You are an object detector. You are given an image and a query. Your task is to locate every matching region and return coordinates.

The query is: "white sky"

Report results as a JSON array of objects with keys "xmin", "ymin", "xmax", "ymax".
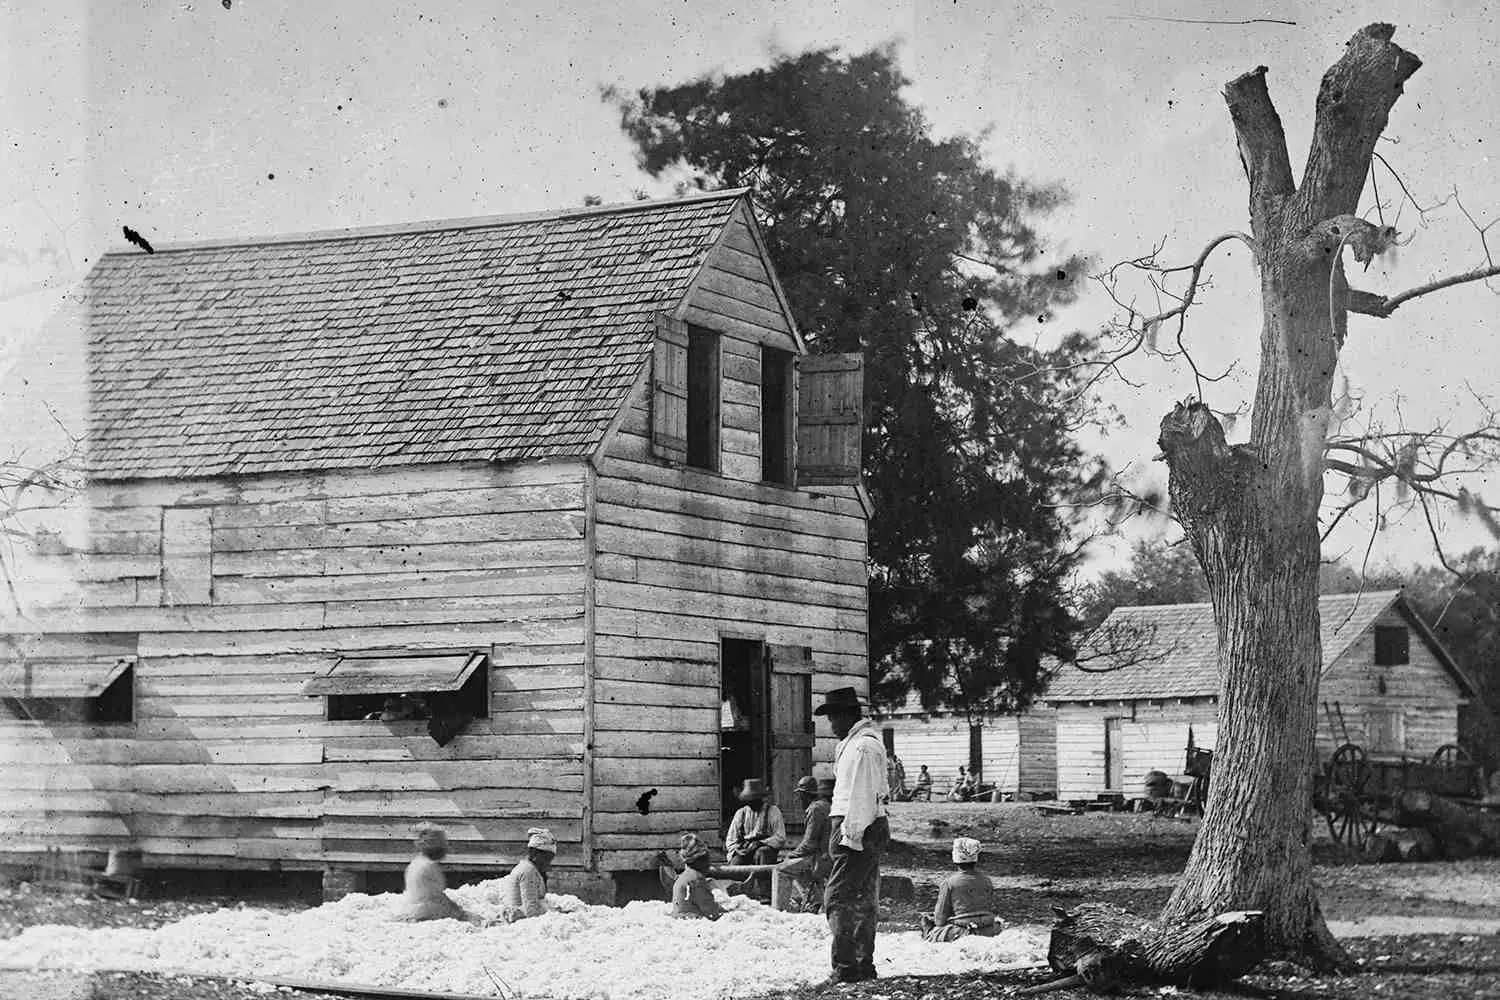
[{"xmin": 2, "ymin": 0, "xmax": 1496, "ymax": 577}]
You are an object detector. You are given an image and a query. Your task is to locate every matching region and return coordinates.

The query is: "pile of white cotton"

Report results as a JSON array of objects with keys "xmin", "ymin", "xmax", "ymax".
[{"xmin": 0, "ymin": 882, "xmax": 1047, "ymax": 999}]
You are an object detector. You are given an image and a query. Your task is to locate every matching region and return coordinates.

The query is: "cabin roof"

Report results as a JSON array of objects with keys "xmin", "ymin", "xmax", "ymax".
[
  {"xmin": 1043, "ymin": 590, "xmax": 1476, "ymax": 703},
  {"xmin": 85, "ymin": 190, "xmax": 748, "ymax": 480}
]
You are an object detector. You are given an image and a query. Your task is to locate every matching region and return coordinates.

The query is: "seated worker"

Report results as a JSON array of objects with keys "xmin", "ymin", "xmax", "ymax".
[
  {"xmin": 724, "ymin": 778, "xmax": 787, "ymax": 899},
  {"xmin": 670, "ymin": 833, "xmax": 725, "ymax": 920},
  {"xmin": 775, "ymin": 776, "xmax": 834, "ymax": 911},
  {"xmin": 947, "ymin": 766, "xmax": 971, "ymax": 802},
  {"xmin": 920, "ymin": 837, "xmax": 1001, "ymax": 942},
  {"xmin": 365, "ymin": 693, "xmax": 429, "ymax": 722},
  {"xmin": 393, "ymin": 822, "xmax": 479, "ymax": 923},
  {"xmin": 914, "ymin": 765, "xmax": 933, "ymax": 801},
  {"xmin": 498, "ymin": 827, "xmax": 556, "ymax": 922}
]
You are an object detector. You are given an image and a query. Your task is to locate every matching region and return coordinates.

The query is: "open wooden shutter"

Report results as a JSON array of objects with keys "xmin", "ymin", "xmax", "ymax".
[
  {"xmin": 768, "ymin": 644, "xmax": 815, "ymax": 831},
  {"xmin": 796, "ymin": 353, "xmax": 863, "ymax": 485},
  {"xmin": 652, "ymin": 314, "xmax": 689, "ymax": 463}
]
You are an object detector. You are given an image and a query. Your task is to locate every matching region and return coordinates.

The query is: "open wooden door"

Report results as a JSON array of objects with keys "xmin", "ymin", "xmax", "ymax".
[{"xmin": 768, "ymin": 644, "xmax": 815, "ymax": 832}]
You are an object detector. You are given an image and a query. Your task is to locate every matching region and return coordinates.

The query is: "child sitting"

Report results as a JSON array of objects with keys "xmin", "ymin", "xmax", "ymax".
[
  {"xmin": 671, "ymin": 833, "xmax": 725, "ymax": 920},
  {"xmin": 920, "ymin": 836, "xmax": 1000, "ymax": 942},
  {"xmin": 393, "ymin": 822, "xmax": 480, "ymax": 923}
]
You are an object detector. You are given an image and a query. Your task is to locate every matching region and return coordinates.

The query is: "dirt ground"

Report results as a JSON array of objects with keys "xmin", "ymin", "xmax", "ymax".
[{"xmin": 2, "ymin": 801, "xmax": 1498, "ymax": 999}]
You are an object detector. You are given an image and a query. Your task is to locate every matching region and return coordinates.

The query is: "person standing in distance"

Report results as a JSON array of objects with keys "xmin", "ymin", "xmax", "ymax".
[{"xmin": 816, "ymin": 686, "xmax": 890, "ymax": 984}]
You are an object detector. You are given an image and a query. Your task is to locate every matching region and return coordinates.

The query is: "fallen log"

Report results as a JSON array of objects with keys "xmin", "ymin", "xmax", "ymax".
[
  {"xmin": 1394, "ymin": 788, "xmax": 1500, "ymax": 857},
  {"xmin": 1033, "ymin": 902, "xmax": 1265, "ymax": 993}
]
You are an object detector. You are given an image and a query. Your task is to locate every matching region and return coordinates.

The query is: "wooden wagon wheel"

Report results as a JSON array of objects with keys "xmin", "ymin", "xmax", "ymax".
[
  {"xmin": 1325, "ymin": 791, "xmax": 1378, "ymax": 850},
  {"xmin": 1429, "ymin": 743, "xmax": 1471, "ymax": 768},
  {"xmin": 1326, "ymin": 743, "xmax": 1371, "ymax": 793},
  {"xmin": 1322, "ymin": 743, "xmax": 1376, "ymax": 850}
]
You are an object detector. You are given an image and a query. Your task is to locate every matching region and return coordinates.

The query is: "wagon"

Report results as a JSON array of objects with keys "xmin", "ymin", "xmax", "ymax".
[{"xmin": 1315, "ymin": 742, "xmax": 1484, "ymax": 850}]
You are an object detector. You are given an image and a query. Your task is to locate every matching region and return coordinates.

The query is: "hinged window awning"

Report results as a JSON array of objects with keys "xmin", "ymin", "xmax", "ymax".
[
  {"xmin": 0, "ymin": 657, "xmax": 135, "ymax": 699},
  {"xmin": 302, "ymin": 652, "xmax": 486, "ymax": 697}
]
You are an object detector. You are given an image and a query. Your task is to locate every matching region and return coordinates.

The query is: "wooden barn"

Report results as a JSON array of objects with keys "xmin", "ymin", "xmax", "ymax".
[
  {"xmin": 1043, "ymin": 591, "xmax": 1477, "ymax": 801},
  {"xmin": 873, "ymin": 695, "xmax": 1057, "ymax": 799},
  {"xmin": 0, "ymin": 189, "xmax": 869, "ymax": 899}
]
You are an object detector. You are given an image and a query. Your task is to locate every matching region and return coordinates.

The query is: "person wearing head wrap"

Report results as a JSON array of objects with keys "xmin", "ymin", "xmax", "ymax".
[
  {"xmin": 774, "ymin": 775, "xmax": 836, "ymax": 912},
  {"xmin": 498, "ymin": 827, "xmax": 558, "ymax": 922},
  {"xmin": 919, "ymin": 837, "xmax": 1001, "ymax": 942},
  {"xmin": 670, "ymin": 833, "xmax": 724, "ymax": 920},
  {"xmin": 393, "ymin": 822, "xmax": 479, "ymax": 923}
]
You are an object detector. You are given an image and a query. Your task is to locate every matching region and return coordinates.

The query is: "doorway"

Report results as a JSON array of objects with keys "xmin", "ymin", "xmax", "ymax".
[
  {"xmin": 719, "ymin": 638, "xmax": 814, "ymax": 831},
  {"xmin": 1104, "ymin": 717, "xmax": 1124, "ymax": 791},
  {"xmin": 720, "ymin": 638, "xmax": 768, "ymax": 828}
]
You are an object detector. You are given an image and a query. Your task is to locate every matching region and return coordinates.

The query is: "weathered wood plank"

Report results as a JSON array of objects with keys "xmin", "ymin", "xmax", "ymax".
[
  {"xmin": 215, "ymin": 566, "xmax": 584, "ymax": 605},
  {"xmin": 596, "ymin": 444, "xmax": 863, "ymax": 518},
  {"xmin": 86, "ymin": 461, "xmax": 587, "ymax": 510},
  {"xmin": 214, "ymin": 511, "xmax": 586, "ymax": 553},
  {"xmin": 322, "ymin": 789, "xmax": 580, "ymax": 817},
  {"xmin": 1, "ymin": 739, "xmax": 324, "ymax": 766},
  {"xmin": 592, "ymin": 729, "xmax": 717, "ymax": 758},
  {"xmin": 320, "ymin": 732, "xmax": 586, "ymax": 761},
  {"xmin": 595, "ymin": 677, "xmax": 716, "ymax": 710},
  {"xmin": 211, "ymin": 482, "xmax": 587, "ymax": 530},
  {"xmin": 594, "ymin": 607, "xmax": 867, "ymax": 659},
  {"xmin": 215, "ymin": 538, "xmax": 586, "ymax": 578},
  {"xmin": 593, "ymin": 654, "xmax": 718, "ymax": 688},
  {"xmin": 592, "ymin": 809, "xmax": 720, "ymax": 835},
  {"xmin": 320, "ymin": 816, "xmax": 584, "ymax": 842},
  {"xmin": 597, "ymin": 579, "xmax": 860, "ymax": 634},
  {"xmin": 686, "ymin": 289, "xmax": 788, "ymax": 334},
  {"xmin": 595, "ymin": 553, "xmax": 865, "ymax": 610},
  {"xmin": 329, "ymin": 761, "xmax": 583, "ymax": 793},
  {"xmin": 594, "ymin": 785, "xmax": 719, "ymax": 815},
  {"xmin": 137, "ymin": 618, "xmax": 587, "ymax": 656},
  {"xmin": 595, "ymin": 526, "xmax": 863, "ymax": 589},
  {"xmin": 323, "ymin": 595, "xmax": 585, "ymax": 629},
  {"xmin": 593, "ymin": 757, "xmax": 717, "ymax": 786},
  {"xmin": 161, "ymin": 507, "xmax": 212, "ymax": 606},
  {"xmin": 596, "ymin": 501, "xmax": 864, "ymax": 561}
]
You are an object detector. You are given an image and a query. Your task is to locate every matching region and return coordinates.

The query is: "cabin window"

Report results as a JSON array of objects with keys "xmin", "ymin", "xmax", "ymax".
[
  {"xmin": 686, "ymin": 325, "xmax": 721, "ymax": 471},
  {"xmin": 1, "ymin": 661, "xmax": 135, "ymax": 724},
  {"xmin": 760, "ymin": 346, "xmax": 794, "ymax": 484},
  {"xmin": 305, "ymin": 652, "xmax": 489, "ymax": 729},
  {"xmin": 1374, "ymin": 625, "xmax": 1409, "ymax": 666}
]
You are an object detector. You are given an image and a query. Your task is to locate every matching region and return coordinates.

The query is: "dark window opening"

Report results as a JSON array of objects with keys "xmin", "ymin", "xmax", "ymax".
[
  {"xmin": 1, "ymin": 665, "xmax": 134, "ymax": 724},
  {"xmin": 1374, "ymin": 625, "xmax": 1410, "ymax": 666},
  {"xmin": 686, "ymin": 325, "xmax": 721, "ymax": 471},
  {"xmin": 326, "ymin": 660, "xmax": 488, "ymax": 723},
  {"xmin": 882, "ymin": 726, "xmax": 896, "ymax": 754},
  {"xmin": 760, "ymin": 346, "xmax": 794, "ymax": 484}
]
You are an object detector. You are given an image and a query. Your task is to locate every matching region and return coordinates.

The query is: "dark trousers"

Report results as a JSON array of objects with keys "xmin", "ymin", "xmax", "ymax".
[{"xmin": 824, "ymin": 840, "xmax": 881, "ymax": 980}]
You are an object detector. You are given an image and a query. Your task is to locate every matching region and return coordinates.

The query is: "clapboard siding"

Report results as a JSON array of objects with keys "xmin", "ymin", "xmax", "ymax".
[
  {"xmin": 1317, "ymin": 607, "xmax": 1465, "ymax": 756},
  {"xmin": 1054, "ymin": 700, "xmax": 1220, "ymax": 800},
  {"xmin": 0, "ymin": 462, "xmax": 591, "ymax": 872},
  {"xmin": 589, "ymin": 224, "xmax": 868, "ymax": 856},
  {"xmin": 876, "ymin": 714, "xmax": 1024, "ymax": 796}
]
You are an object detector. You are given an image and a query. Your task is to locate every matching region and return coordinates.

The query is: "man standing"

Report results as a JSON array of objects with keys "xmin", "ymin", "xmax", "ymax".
[
  {"xmin": 816, "ymin": 686, "xmax": 890, "ymax": 984},
  {"xmin": 724, "ymin": 777, "xmax": 787, "ymax": 899},
  {"xmin": 776, "ymin": 775, "xmax": 835, "ymax": 911}
]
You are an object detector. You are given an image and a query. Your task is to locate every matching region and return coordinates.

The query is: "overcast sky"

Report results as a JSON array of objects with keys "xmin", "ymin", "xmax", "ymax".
[{"xmin": 2, "ymin": 0, "xmax": 1496, "ymax": 576}]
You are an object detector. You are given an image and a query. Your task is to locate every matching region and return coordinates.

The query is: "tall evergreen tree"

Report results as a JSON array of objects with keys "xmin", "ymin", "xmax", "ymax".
[{"xmin": 610, "ymin": 46, "xmax": 1106, "ymax": 712}]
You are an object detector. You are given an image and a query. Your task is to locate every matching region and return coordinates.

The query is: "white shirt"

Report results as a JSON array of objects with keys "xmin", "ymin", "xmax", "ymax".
[{"xmin": 830, "ymin": 718, "xmax": 889, "ymax": 850}]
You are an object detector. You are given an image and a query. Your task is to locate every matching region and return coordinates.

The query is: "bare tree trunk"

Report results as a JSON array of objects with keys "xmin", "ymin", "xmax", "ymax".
[{"xmin": 1155, "ymin": 25, "xmax": 1422, "ymax": 969}]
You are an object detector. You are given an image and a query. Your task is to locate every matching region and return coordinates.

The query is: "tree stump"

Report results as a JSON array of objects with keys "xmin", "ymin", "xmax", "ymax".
[{"xmin": 1035, "ymin": 903, "xmax": 1265, "ymax": 993}]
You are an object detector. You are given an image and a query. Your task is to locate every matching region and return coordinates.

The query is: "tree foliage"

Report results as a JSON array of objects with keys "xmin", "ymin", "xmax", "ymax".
[{"xmin": 610, "ymin": 46, "xmax": 1106, "ymax": 713}]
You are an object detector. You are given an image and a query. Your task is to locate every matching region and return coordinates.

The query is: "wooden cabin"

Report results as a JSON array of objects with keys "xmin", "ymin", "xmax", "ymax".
[
  {"xmin": 1042, "ymin": 591, "xmax": 1476, "ymax": 801},
  {"xmin": 0, "ymin": 190, "xmax": 870, "ymax": 899},
  {"xmin": 873, "ymin": 695, "xmax": 1057, "ymax": 799}
]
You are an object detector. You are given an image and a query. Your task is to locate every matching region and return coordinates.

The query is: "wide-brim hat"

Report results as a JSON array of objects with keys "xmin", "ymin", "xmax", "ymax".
[
  {"xmin": 813, "ymin": 686, "xmax": 863, "ymax": 716},
  {"xmin": 794, "ymin": 776, "xmax": 819, "ymax": 796},
  {"xmin": 736, "ymin": 778, "xmax": 769, "ymax": 802}
]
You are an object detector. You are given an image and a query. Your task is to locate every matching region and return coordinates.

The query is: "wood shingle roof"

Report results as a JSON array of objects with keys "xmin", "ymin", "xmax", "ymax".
[
  {"xmin": 85, "ymin": 191, "xmax": 746, "ymax": 480},
  {"xmin": 1043, "ymin": 590, "xmax": 1435, "ymax": 702}
]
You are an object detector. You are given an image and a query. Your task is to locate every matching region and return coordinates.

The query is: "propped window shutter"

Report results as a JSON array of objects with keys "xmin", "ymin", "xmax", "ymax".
[
  {"xmin": 796, "ymin": 353, "xmax": 864, "ymax": 485},
  {"xmin": 652, "ymin": 314, "xmax": 689, "ymax": 463}
]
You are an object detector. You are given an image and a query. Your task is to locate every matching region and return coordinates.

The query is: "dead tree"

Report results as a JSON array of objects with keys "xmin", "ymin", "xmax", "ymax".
[{"xmin": 1076, "ymin": 24, "xmax": 1500, "ymax": 969}]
